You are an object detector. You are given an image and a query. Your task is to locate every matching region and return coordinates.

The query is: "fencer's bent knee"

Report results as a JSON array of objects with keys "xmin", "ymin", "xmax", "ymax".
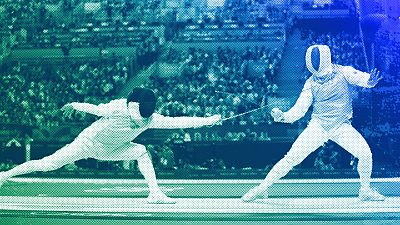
[
  {"xmin": 136, "ymin": 144, "xmax": 146, "ymax": 152},
  {"xmin": 136, "ymin": 144, "xmax": 149, "ymax": 159},
  {"xmin": 349, "ymin": 140, "xmax": 372, "ymax": 160},
  {"xmin": 355, "ymin": 148, "xmax": 372, "ymax": 162},
  {"xmin": 280, "ymin": 153, "xmax": 301, "ymax": 168}
]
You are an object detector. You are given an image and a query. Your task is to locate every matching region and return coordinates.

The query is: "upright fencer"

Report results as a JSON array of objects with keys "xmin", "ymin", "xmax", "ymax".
[
  {"xmin": 242, "ymin": 45, "xmax": 384, "ymax": 202},
  {"xmin": 0, "ymin": 87, "xmax": 221, "ymax": 204}
]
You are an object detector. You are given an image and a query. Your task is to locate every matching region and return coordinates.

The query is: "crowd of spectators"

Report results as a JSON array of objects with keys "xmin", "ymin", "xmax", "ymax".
[
  {"xmin": 0, "ymin": 0, "xmax": 163, "ymax": 51},
  {"xmin": 0, "ymin": 0, "xmax": 162, "ymax": 30},
  {"xmin": 0, "ymin": 57, "xmax": 129, "ymax": 126},
  {"xmin": 0, "ymin": 0, "xmax": 59, "ymax": 28},
  {"xmin": 358, "ymin": 27, "xmax": 400, "ymax": 169},
  {"xmin": 170, "ymin": 0, "xmax": 287, "ymax": 43},
  {"xmin": 302, "ymin": 0, "xmax": 351, "ymax": 10},
  {"xmin": 0, "ymin": 0, "xmax": 289, "ymax": 50},
  {"xmin": 146, "ymin": 45, "xmax": 282, "ymax": 125},
  {"xmin": 313, "ymin": 141, "xmax": 341, "ymax": 171},
  {"xmin": 173, "ymin": 24, "xmax": 285, "ymax": 43},
  {"xmin": 221, "ymin": 0, "xmax": 286, "ymax": 24}
]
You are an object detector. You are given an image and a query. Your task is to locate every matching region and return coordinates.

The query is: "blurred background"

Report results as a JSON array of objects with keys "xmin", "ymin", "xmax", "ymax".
[{"xmin": 0, "ymin": 0, "xmax": 399, "ymax": 180}]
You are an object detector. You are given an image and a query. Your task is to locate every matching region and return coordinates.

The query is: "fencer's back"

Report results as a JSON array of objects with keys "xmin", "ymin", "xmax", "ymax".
[{"xmin": 77, "ymin": 100, "xmax": 149, "ymax": 145}]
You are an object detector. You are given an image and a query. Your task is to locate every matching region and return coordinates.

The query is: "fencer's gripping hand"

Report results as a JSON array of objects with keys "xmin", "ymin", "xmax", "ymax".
[
  {"xmin": 207, "ymin": 114, "xmax": 222, "ymax": 127},
  {"xmin": 367, "ymin": 68, "xmax": 383, "ymax": 87},
  {"xmin": 61, "ymin": 103, "xmax": 75, "ymax": 118},
  {"xmin": 271, "ymin": 108, "xmax": 285, "ymax": 122}
]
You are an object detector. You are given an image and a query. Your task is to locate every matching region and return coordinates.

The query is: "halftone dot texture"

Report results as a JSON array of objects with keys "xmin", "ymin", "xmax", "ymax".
[{"xmin": 1, "ymin": 0, "xmax": 397, "ymax": 223}]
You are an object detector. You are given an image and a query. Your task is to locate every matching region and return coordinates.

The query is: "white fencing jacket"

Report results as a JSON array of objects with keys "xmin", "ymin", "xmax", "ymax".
[
  {"xmin": 71, "ymin": 99, "xmax": 214, "ymax": 145},
  {"xmin": 283, "ymin": 65, "xmax": 373, "ymax": 131}
]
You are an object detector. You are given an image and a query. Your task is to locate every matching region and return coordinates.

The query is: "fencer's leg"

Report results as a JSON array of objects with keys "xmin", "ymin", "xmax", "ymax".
[
  {"xmin": 0, "ymin": 138, "xmax": 93, "ymax": 187},
  {"xmin": 331, "ymin": 124, "xmax": 384, "ymax": 201},
  {"xmin": 98, "ymin": 143, "xmax": 175, "ymax": 204},
  {"xmin": 0, "ymin": 159, "xmax": 55, "ymax": 187},
  {"xmin": 242, "ymin": 122, "xmax": 327, "ymax": 202},
  {"xmin": 0, "ymin": 159, "xmax": 59, "ymax": 186},
  {"xmin": 137, "ymin": 152, "xmax": 175, "ymax": 204}
]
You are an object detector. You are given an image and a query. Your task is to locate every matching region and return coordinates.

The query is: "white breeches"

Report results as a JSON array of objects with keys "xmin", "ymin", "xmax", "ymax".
[
  {"xmin": 32, "ymin": 138, "xmax": 148, "ymax": 172},
  {"xmin": 264, "ymin": 120, "xmax": 372, "ymax": 187},
  {"xmin": 285, "ymin": 119, "xmax": 372, "ymax": 165},
  {"xmin": 283, "ymin": 120, "xmax": 372, "ymax": 166}
]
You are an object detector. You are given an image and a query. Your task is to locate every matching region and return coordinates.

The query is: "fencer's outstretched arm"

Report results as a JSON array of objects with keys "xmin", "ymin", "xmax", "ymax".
[
  {"xmin": 61, "ymin": 100, "xmax": 120, "ymax": 117},
  {"xmin": 280, "ymin": 78, "xmax": 313, "ymax": 123},
  {"xmin": 342, "ymin": 66, "xmax": 382, "ymax": 88},
  {"xmin": 150, "ymin": 114, "xmax": 221, "ymax": 129}
]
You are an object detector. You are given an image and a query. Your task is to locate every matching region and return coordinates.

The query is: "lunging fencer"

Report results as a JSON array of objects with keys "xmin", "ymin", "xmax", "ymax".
[
  {"xmin": 0, "ymin": 87, "xmax": 221, "ymax": 204},
  {"xmin": 242, "ymin": 44, "xmax": 384, "ymax": 202}
]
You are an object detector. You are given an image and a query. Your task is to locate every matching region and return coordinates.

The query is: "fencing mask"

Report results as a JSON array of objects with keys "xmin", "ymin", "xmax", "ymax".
[
  {"xmin": 127, "ymin": 87, "xmax": 156, "ymax": 118},
  {"xmin": 305, "ymin": 45, "xmax": 333, "ymax": 78}
]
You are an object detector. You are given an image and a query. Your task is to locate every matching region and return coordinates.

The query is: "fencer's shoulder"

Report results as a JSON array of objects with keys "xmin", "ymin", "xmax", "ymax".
[
  {"xmin": 106, "ymin": 99, "xmax": 127, "ymax": 106},
  {"xmin": 304, "ymin": 76, "xmax": 313, "ymax": 86},
  {"xmin": 332, "ymin": 64, "xmax": 346, "ymax": 72},
  {"xmin": 109, "ymin": 98, "xmax": 126, "ymax": 104},
  {"xmin": 100, "ymin": 99, "xmax": 127, "ymax": 112},
  {"xmin": 333, "ymin": 64, "xmax": 358, "ymax": 73},
  {"xmin": 332, "ymin": 65, "xmax": 356, "ymax": 79}
]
